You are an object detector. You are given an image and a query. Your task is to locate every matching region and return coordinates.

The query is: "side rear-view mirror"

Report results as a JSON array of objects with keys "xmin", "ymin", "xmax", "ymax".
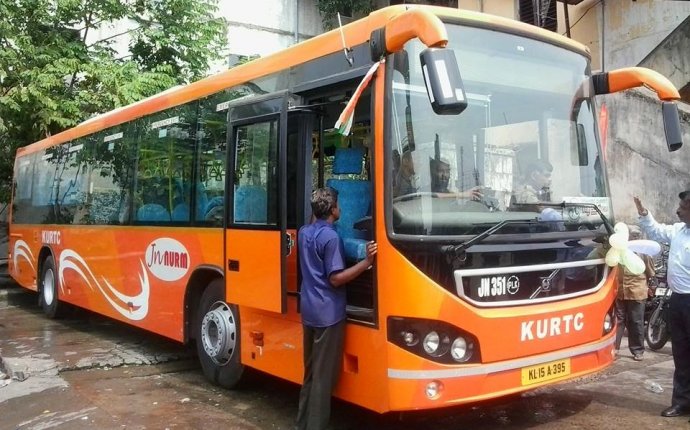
[
  {"xmin": 573, "ymin": 124, "xmax": 589, "ymax": 166},
  {"xmin": 420, "ymin": 48, "xmax": 467, "ymax": 115},
  {"xmin": 662, "ymin": 102, "xmax": 683, "ymax": 152}
]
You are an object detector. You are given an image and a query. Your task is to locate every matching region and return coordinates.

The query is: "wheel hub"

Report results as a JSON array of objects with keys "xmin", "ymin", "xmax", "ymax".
[
  {"xmin": 200, "ymin": 301, "xmax": 236, "ymax": 365},
  {"xmin": 43, "ymin": 268, "xmax": 55, "ymax": 306}
]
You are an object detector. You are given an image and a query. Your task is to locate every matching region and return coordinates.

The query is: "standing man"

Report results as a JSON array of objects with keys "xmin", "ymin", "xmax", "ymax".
[
  {"xmin": 635, "ymin": 193, "xmax": 690, "ymax": 418},
  {"xmin": 614, "ymin": 224, "xmax": 655, "ymax": 361},
  {"xmin": 297, "ymin": 187, "xmax": 377, "ymax": 430}
]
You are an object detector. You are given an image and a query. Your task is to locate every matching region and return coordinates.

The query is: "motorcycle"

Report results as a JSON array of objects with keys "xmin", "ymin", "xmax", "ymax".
[
  {"xmin": 645, "ymin": 243, "xmax": 671, "ymax": 350},
  {"xmin": 645, "ymin": 286, "xmax": 671, "ymax": 350}
]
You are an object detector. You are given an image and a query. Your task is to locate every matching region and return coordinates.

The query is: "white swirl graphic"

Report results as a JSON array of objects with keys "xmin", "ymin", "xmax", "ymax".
[
  {"xmin": 12, "ymin": 240, "xmax": 36, "ymax": 272},
  {"xmin": 59, "ymin": 250, "xmax": 150, "ymax": 321}
]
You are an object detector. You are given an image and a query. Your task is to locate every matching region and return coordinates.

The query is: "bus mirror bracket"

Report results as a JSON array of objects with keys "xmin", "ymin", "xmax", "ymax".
[
  {"xmin": 420, "ymin": 48, "xmax": 468, "ymax": 115},
  {"xmin": 370, "ymin": 28, "xmax": 386, "ymax": 61},
  {"xmin": 593, "ymin": 67, "xmax": 683, "ymax": 152}
]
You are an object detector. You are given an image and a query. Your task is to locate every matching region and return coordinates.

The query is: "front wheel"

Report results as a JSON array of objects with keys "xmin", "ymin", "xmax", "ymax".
[
  {"xmin": 195, "ymin": 279, "xmax": 244, "ymax": 388},
  {"xmin": 39, "ymin": 256, "xmax": 63, "ymax": 318},
  {"xmin": 646, "ymin": 305, "xmax": 670, "ymax": 350}
]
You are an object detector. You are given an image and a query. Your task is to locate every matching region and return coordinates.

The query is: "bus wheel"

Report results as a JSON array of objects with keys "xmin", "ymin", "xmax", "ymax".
[
  {"xmin": 39, "ymin": 257, "xmax": 62, "ymax": 318},
  {"xmin": 196, "ymin": 279, "xmax": 244, "ymax": 388}
]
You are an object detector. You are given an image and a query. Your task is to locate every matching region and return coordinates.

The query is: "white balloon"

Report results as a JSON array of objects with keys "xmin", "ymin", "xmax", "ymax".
[
  {"xmin": 614, "ymin": 222, "xmax": 629, "ymax": 236},
  {"xmin": 621, "ymin": 249, "xmax": 645, "ymax": 275},
  {"xmin": 605, "ymin": 249, "xmax": 621, "ymax": 267},
  {"xmin": 609, "ymin": 232, "xmax": 628, "ymax": 250},
  {"xmin": 628, "ymin": 239, "xmax": 661, "ymax": 256}
]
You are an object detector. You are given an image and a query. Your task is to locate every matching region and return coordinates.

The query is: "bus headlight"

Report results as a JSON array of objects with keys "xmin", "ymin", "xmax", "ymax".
[
  {"xmin": 388, "ymin": 317, "xmax": 481, "ymax": 364},
  {"xmin": 450, "ymin": 337, "xmax": 472, "ymax": 362},
  {"xmin": 423, "ymin": 331, "xmax": 440, "ymax": 354},
  {"xmin": 603, "ymin": 303, "xmax": 615, "ymax": 335},
  {"xmin": 401, "ymin": 330, "xmax": 419, "ymax": 347}
]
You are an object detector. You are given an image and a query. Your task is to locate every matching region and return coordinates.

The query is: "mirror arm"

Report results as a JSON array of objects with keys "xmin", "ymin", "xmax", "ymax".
[
  {"xmin": 593, "ymin": 67, "xmax": 680, "ymax": 101},
  {"xmin": 370, "ymin": 8, "xmax": 448, "ymax": 60}
]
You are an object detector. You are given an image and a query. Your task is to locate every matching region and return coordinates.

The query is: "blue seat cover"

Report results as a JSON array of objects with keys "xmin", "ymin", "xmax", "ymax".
[
  {"xmin": 326, "ymin": 179, "xmax": 371, "ymax": 261},
  {"xmin": 234, "ymin": 185, "xmax": 267, "ymax": 223},
  {"xmin": 137, "ymin": 203, "xmax": 171, "ymax": 222},
  {"xmin": 172, "ymin": 203, "xmax": 190, "ymax": 221}
]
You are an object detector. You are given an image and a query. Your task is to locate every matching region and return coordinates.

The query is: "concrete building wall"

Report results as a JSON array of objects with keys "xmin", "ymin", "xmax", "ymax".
[
  {"xmin": 458, "ymin": 0, "xmax": 517, "ymax": 19},
  {"xmin": 602, "ymin": 0, "xmax": 690, "ymax": 71},
  {"xmin": 604, "ymin": 91, "xmax": 690, "ymax": 224},
  {"xmin": 222, "ymin": 0, "xmax": 322, "ymax": 58},
  {"xmin": 557, "ymin": 0, "xmax": 601, "ymax": 70}
]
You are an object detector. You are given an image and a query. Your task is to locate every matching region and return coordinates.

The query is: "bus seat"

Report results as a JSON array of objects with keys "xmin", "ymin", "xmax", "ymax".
[
  {"xmin": 204, "ymin": 196, "xmax": 224, "ymax": 219},
  {"xmin": 326, "ymin": 147, "xmax": 371, "ymax": 261},
  {"xmin": 172, "ymin": 203, "xmax": 190, "ymax": 221},
  {"xmin": 137, "ymin": 203, "xmax": 171, "ymax": 222},
  {"xmin": 234, "ymin": 185, "xmax": 267, "ymax": 223}
]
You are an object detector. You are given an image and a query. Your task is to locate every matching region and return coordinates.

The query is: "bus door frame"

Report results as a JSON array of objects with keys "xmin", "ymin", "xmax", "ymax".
[{"xmin": 224, "ymin": 91, "xmax": 291, "ymax": 314}]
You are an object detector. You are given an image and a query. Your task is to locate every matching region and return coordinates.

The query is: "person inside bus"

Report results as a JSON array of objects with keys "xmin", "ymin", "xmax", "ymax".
[
  {"xmin": 429, "ymin": 157, "xmax": 483, "ymax": 200},
  {"xmin": 513, "ymin": 159, "xmax": 553, "ymax": 204},
  {"xmin": 393, "ymin": 149, "xmax": 418, "ymax": 197},
  {"xmin": 635, "ymin": 193, "xmax": 690, "ymax": 418},
  {"xmin": 297, "ymin": 187, "xmax": 377, "ymax": 430}
]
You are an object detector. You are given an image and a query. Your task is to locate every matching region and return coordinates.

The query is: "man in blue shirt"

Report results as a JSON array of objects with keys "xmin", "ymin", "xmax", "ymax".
[
  {"xmin": 296, "ymin": 187, "xmax": 377, "ymax": 430},
  {"xmin": 635, "ymin": 193, "xmax": 690, "ymax": 418}
]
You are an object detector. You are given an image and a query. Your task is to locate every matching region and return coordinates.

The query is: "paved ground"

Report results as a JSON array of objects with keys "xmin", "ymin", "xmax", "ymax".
[{"xmin": 1, "ymin": 280, "xmax": 688, "ymax": 430}]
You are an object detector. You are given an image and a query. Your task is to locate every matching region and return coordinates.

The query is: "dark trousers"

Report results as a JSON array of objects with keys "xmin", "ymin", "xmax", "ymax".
[
  {"xmin": 670, "ymin": 293, "xmax": 690, "ymax": 408},
  {"xmin": 296, "ymin": 320, "xmax": 346, "ymax": 430},
  {"xmin": 614, "ymin": 299, "xmax": 645, "ymax": 355}
]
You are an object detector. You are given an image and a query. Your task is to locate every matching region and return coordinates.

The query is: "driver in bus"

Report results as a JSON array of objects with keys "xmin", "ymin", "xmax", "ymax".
[
  {"xmin": 429, "ymin": 157, "xmax": 483, "ymax": 200},
  {"xmin": 514, "ymin": 159, "xmax": 553, "ymax": 204}
]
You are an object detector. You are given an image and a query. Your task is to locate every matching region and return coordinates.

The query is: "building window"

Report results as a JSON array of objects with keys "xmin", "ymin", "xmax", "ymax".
[{"xmin": 519, "ymin": 0, "xmax": 557, "ymax": 32}]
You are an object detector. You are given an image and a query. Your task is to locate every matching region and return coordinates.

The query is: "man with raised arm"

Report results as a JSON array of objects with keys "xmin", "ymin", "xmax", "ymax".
[{"xmin": 635, "ymin": 193, "xmax": 690, "ymax": 418}]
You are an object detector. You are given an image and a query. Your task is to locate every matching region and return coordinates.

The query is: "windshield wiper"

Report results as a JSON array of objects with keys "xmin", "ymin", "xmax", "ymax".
[
  {"xmin": 521, "ymin": 201, "xmax": 614, "ymax": 234},
  {"xmin": 442, "ymin": 218, "xmax": 537, "ymax": 257}
]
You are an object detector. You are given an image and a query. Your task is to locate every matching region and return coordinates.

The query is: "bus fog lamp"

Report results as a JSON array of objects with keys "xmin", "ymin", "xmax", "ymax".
[
  {"xmin": 425, "ymin": 380, "xmax": 443, "ymax": 399},
  {"xmin": 423, "ymin": 331, "xmax": 440, "ymax": 355},
  {"xmin": 402, "ymin": 330, "xmax": 418, "ymax": 346},
  {"xmin": 451, "ymin": 337, "xmax": 470, "ymax": 362}
]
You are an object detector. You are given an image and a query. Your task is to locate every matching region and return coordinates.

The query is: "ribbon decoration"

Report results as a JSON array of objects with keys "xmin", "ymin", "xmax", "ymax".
[
  {"xmin": 605, "ymin": 222, "xmax": 661, "ymax": 275},
  {"xmin": 334, "ymin": 59, "xmax": 385, "ymax": 136}
]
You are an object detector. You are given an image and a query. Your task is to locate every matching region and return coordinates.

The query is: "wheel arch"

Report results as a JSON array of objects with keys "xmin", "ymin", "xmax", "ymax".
[{"xmin": 184, "ymin": 265, "xmax": 224, "ymax": 344}]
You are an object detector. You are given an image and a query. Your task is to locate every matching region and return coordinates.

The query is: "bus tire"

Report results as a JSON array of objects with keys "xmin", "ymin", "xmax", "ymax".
[
  {"xmin": 196, "ymin": 279, "xmax": 244, "ymax": 388},
  {"xmin": 39, "ymin": 257, "xmax": 62, "ymax": 318}
]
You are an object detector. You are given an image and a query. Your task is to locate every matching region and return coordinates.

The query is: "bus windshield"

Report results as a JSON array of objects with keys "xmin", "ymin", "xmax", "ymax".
[{"xmin": 388, "ymin": 24, "xmax": 609, "ymax": 237}]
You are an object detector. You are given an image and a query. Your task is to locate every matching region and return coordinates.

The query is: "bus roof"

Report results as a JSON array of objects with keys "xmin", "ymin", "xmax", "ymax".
[{"xmin": 17, "ymin": 5, "xmax": 589, "ymax": 157}]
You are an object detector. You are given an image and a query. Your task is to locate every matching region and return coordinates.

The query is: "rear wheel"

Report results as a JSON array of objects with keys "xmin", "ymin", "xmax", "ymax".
[
  {"xmin": 39, "ymin": 257, "xmax": 63, "ymax": 318},
  {"xmin": 195, "ymin": 279, "xmax": 244, "ymax": 388},
  {"xmin": 646, "ymin": 305, "xmax": 670, "ymax": 350}
]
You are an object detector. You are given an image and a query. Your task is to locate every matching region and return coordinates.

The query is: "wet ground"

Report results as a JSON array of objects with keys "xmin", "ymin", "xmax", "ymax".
[{"xmin": 1, "ymin": 280, "xmax": 688, "ymax": 430}]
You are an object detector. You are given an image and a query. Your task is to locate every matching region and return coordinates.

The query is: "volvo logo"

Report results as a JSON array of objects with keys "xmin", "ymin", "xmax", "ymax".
[{"xmin": 531, "ymin": 269, "xmax": 561, "ymax": 299}]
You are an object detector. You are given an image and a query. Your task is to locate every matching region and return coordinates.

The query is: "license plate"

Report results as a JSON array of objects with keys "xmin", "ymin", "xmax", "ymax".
[
  {"xmin": 655, "ymin": 287, "xmax": 668, "ymax": 296},
  {"xmin": 521, "ymin": 358, "xmax": 571, "ymax": 386}
]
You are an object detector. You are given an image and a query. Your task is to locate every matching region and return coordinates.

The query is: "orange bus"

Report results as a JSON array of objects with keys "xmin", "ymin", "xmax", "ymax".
[{"xmin": 8, "ymin": 5, "xmax": 683, "ymax": 413}]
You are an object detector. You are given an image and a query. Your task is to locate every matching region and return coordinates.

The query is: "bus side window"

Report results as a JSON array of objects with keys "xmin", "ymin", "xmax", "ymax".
[
  {"xmin": 232, "ymin": 120, "xmax": 276, "ymax": 225},
  {"xmin": 197, "ymin": 92, "xmax": 229, "ymax": 226}
]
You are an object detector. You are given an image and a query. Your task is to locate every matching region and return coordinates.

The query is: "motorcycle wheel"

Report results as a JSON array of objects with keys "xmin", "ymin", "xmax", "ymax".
[{"xmin": 646, "ymin": 305, "xmax": 670, "ymax": 350}]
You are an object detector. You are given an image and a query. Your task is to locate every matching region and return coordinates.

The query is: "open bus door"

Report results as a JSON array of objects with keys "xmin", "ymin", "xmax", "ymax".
[{"xmin": 225, "ymin": 92, "xmax": 291, "ymax": 314}]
